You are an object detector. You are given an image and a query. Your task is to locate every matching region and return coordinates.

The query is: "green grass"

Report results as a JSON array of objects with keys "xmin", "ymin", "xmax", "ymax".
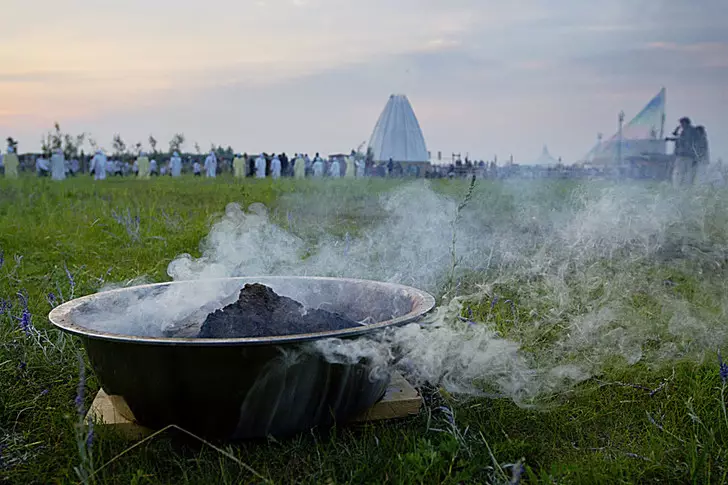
[{"xmin": 2, "ymin": 175, "xmax": 728, "ymax": 484}]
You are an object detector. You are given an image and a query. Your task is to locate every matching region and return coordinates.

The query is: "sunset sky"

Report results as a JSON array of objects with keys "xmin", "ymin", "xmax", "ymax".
[{"xmin": 1, "ymin": 0, "xmax": 727, "ymax": 162}]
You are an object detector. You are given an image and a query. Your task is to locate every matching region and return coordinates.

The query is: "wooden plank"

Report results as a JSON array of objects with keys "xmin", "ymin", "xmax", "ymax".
[
  {"xmin": 352, "ymin": 372, "xmax": 422, "ymax": 422},
  {"xmin": 87, "ymin": 389, "xmax": 153, "ymax": 440},
  {"xmin": 86, "ymin": 373, "xmax": 421, "ymax": 439}
]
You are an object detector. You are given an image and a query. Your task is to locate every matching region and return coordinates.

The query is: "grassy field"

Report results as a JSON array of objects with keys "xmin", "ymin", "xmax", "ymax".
[{"xmin": 2, "ymin": 175, "xmax": 728, "ymax": 484}]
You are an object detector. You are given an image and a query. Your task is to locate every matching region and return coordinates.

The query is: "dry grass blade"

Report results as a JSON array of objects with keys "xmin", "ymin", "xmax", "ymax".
[{"xmin": 85, "ymin": 424, "xmax": 272, "ymax": 484}]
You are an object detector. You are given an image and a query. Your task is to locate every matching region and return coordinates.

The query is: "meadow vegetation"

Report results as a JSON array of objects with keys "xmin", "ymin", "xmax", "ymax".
[{"xmin": 1, "ymin": 176, "xmax": 728, "ymax": 484}]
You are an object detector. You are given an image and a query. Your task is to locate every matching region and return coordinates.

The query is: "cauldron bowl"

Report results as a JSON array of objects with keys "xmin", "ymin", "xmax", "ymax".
[{"xmin": 48, "ymin": 276, "xmax": 435, "ymax": 439}]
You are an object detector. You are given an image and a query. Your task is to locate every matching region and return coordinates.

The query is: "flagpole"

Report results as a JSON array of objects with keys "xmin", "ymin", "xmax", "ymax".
[{"xmin": 617, "ymin": 111, "xmax": 625, "ymax": 166}]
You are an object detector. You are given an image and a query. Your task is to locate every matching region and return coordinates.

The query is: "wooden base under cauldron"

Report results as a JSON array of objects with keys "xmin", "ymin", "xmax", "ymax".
[{"xmin": 87, "ymin": 373, "xmax": 422, "ymax": 440}]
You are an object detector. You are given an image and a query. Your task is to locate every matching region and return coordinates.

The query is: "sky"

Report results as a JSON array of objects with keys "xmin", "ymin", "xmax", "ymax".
[{"xmin": 1, "ymin": 0, "xmax": 727, "ymax": 163}]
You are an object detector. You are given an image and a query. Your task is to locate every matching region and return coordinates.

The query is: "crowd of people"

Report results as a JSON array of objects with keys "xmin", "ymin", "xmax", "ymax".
[{"xmin": 0, "ymin": 120, "xmax": 719, "ymax": 185}]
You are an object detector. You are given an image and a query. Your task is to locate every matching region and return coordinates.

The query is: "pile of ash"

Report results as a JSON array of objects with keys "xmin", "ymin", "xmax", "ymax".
[{"xmin": 189, "ymin": 283, "xmax": 363, "ymax": 338}]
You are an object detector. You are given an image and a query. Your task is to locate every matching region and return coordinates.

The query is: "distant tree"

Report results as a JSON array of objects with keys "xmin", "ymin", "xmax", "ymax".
[
  {"xmin": 148, "ymin": 135, "xmax": 158, "ymax": 154},
  {"xmin": 169, "ymin": 133, "xmax": 185, "ymax": 153},
  {"xmin": 112, "ymin": 134, "xmax": 126, "ymax": 157},
  {"xmin": 88, "ymin": 137, "xmax": 98, "ymax": 152},
  {"xmin": 40, "ymin": 135, "xmax": 50, "ymax": 156},
  {"xmin": 63, "ymin": 133, "xmax": 85, "ymax": 159},
  {"xmin": 133, "ymin": 142, "xmax": 143, "ymax": 155},
  {"xmin": 41, "ymin": 123, "xmax": 86, "ymax": 158},
  {"xmin": 194, "ymin": 142, "xmax": 201, "ymax": 154},
  {"xmin": 51, "ymin": 122, "xmax": 63, "ymax": 150}
]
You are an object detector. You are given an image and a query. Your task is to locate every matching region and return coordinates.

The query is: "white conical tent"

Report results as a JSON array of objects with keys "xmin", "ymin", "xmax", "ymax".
[
  {"xmin": 368, "ymin": 94, "xmax": 429, "ymax": 163},
  {"xmin": 532, "ymin": 145, "xmax": 559, "ymax": 166}
]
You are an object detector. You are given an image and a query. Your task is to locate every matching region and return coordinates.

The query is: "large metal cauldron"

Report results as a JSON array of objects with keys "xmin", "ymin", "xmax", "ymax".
[{"xmin": 48, "ymin": 276, "xmax": 435, "ymax": 440}]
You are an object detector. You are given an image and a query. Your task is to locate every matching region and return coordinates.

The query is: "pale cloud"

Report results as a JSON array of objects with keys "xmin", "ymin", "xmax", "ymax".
[{"xmin": 1, "ymin": 0, "xmax": 727, "ymax": 162}]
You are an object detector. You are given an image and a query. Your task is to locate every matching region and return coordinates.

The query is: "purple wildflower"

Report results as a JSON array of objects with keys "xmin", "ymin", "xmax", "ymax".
[
  {"xmin": 0, "ymin": 299, "xmax": 10, "ymax": 315},
  {"xmin": 490, "ymin": 296, "xmax": 499, "ymax": 309},
  {"xmin": 47, "ymin": 292, "xmax": 56, "ymax": 307},
  {"xmin": 719, "ymin": 352, "xmax": 728, "ymax": 383},
  {"xmin": 41, "ymin": 389, "xmax": 49, "ymax": 396},
  {"xmin": 16, "ymin": 290, "xmax": 28, "ymax": 311},
  {"xmin": 15, "ymin": 291, "xmax": 32, "ymax": 335},
  {"xmin": 55, "ymin": 282, "xmax": 65, "ymax": 304},
  {"xmin": 438, "ymin": 406, "xmax": 455, "ymax": 424},
  {"xmin": 0, "ymin": 249, "xmax": 4, "ymax": 270},
  {"xmin": 16, "ymin": 310, "xmax": 32, "ymax": 336},
  {"xmin": 64, "ymin": 263, "xmax": 75, "ymax": 297},
  {"xmin": 504, "ymin": 299, "xmax": 517, "ymax": 320},
  {"xmin": 510, "ymin": 461, "xmax": 525, "ymax": 485},
  {"xmin": 18, "ymin": 361, "xmax": 26, "ymax": 371},
  {"xmin": 85, "ymin": 419, "xmax": 94, "ymax": 448},
  {"xmin": 75, "ymin": 355, "xmax": 86, "ymax": 416}
]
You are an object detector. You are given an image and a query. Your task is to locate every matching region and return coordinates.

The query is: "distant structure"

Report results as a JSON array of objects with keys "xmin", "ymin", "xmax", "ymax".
[
  {"xmin": 530, "ymin": 145, "xmax": 560, "ymax": 167},
  {"xmin": 368, "ymin": 94, "xmax": 430, "ymax": 171},
  {"xmin": 582, "ymin": 87, "xmax": 667, "ymax": 166}
]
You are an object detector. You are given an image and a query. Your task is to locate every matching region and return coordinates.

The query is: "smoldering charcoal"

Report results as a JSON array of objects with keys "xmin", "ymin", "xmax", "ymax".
[{"xmin": 197, "ymin": 283, "xmax": 362, "ymax": 338}]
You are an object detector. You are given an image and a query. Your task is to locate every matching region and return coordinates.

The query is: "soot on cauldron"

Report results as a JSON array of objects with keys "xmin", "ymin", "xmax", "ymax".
[{"xmin": 197, "ymin": 283, "xmax": 362, "ymax": 338}]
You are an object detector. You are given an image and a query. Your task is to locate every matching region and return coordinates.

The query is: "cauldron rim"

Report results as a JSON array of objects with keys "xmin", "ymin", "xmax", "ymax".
[{"xmin": 48, "ymin": 276, "xmax": 436, "ymax": 346}]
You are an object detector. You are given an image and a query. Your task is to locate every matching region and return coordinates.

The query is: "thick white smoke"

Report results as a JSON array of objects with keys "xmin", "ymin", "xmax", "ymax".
[{"xmin": 83, "ymin": 179, "xmax": 728, "ymax": 403}]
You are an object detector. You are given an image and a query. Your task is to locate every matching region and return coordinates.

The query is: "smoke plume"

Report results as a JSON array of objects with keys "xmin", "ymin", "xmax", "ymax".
[{"xmin": 82, "ymin": 179, "xmax": 728, "ymax": 403}]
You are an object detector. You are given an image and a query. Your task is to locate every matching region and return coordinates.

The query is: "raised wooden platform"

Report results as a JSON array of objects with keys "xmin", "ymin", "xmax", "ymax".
[{"xmin": 87, "ymin": 373, "xmax": 421, "ymax": 440}]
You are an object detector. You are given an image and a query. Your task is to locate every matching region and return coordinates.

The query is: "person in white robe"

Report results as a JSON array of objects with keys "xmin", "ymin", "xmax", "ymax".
[
  {"xmin": 204, "ymin": 151, "xmax": 217, "ymax": 178},
  {"xmin": 90, "ymin": 150, "xmax": 108, "ymax": 180},
  {"xmin": 3, "ymin": 146, "xmax": 19, "ymax": 178},
  {"xmin": 294, "ymin": 154, "xmax": 305, "ymax": 178},
  {"xmin": 50, "ymin": 149, "xmax": 66, "ymax": 181},
  {"xmin": 36, "ymin": 156, "xmax": 50, "ymax": 177},
  {"xmin": 329, "ymin": 158, "xmax": 341, "ymax": 178},
  {"xmin": 255, "ymin": 154, "xmax": 266, "ymax": 178},
  {"xmin": 193, "ymin": 160, "xmax": 202, "ymax": 176},
  {"xmin": 232, "ymin": 154, "xmax": 246, "ymax": 179},
  {"xmin": 137, "ymin": 152, "xmax": 150, "ymax": 179},
  {"xmin": 149, "ymin": 158, "xmax": 158, "ymax": 176},
  {"xmin": 270, "ymin": 155, "xmax": 281, "ymax": 179},
  {"xmin": 345, "ymin": 155, "xmax": 356, "ymax": 178},
  {"xmin": 355, "ymin": 159, "xmax": 366, "ymax": 177},
  {"xmin": 170, "ymin": 152, "xmax": 182, "ymax": 177},
  {"xmin": 312, "ymin": 157, "xmax": 324, "ymax": 178}
]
